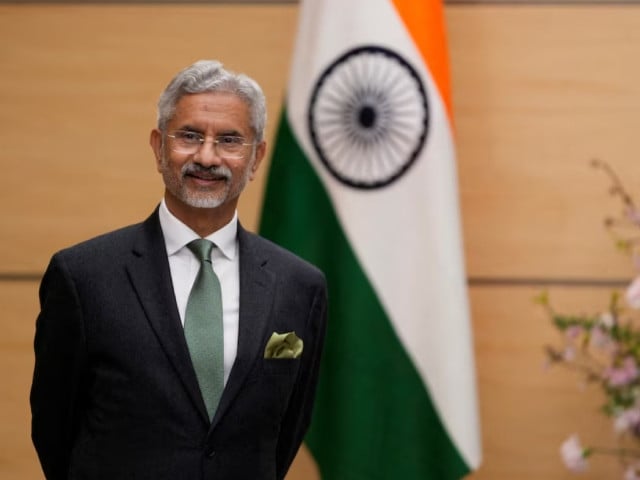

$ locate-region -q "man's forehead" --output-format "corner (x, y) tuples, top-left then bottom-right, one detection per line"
(170, 92), (251, 124)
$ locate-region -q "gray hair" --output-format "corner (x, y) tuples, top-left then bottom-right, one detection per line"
(156, 60), (267, 142)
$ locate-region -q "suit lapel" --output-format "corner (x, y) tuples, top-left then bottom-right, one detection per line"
(210, 225), (276, 429)
(124, 212), (277, 428)
(126, 209), (210, 423)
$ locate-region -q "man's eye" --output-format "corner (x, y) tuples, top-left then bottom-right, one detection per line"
(218, 136), (244, 145)
(178, 131), (203, 144)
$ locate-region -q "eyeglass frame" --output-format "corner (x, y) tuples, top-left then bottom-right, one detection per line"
(164, 130), (256, 159)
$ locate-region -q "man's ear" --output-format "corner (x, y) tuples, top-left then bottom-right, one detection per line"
(249, 141), (267, 181)
(150, 129), (163, 172)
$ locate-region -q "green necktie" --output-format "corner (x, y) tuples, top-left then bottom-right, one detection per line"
(185, 239), (224, 421)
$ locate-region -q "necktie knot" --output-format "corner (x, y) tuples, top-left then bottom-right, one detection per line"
(187, 239), (214, 264)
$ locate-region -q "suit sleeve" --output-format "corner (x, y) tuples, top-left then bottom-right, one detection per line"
(30, 254), (88, 480)
(275, 276), (328, 479)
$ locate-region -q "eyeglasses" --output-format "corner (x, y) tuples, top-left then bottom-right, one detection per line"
(166, 130), (254, 159)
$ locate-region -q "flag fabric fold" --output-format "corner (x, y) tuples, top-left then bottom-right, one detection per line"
(260, 0), (481, 477)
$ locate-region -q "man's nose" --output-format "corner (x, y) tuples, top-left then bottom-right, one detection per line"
(194, 139), (223, 166)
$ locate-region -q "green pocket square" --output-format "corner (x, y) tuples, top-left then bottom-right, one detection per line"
(264, 331), (303, 359)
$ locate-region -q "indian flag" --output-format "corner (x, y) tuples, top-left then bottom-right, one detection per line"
(259, 0), (481, 477)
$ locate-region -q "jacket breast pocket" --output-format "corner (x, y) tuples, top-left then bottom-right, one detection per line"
(261, 358), (301, 376)
(240, 359), (301, 422)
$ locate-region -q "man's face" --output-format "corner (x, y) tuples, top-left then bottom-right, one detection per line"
(150, 92), (265, 218)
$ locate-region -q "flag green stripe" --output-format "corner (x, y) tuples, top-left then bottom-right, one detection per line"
(260, 110), (469, 479)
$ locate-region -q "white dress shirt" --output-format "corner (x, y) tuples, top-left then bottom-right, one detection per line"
(158, 199), (239, 385)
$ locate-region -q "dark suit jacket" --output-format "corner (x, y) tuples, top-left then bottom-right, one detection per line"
(30, 209), (327, 480)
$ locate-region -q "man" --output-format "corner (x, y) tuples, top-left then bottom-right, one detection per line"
(30, 60), (327, 480)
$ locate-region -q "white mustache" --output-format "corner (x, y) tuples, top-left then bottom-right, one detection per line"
(182, 163), (232, 180)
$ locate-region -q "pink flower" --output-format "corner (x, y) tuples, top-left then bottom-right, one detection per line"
(625, 464), (640, 480)
(603, 357), (639, 387)
(626, 276), (640, 309)
(589, 326), (608, 347)
(614, 408), (640, 434)
(565, 325), (583, 341)
(590, 326), (617, 353)
(560, 434), (589, 472)
(625, 206), (640, 226)
(598, 312), (615, 328)
(563, 345), (576, 362)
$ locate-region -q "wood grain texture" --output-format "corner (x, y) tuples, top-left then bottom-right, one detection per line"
(467, 286), (621, 479)
(0, 282), (42, 479)
(449, 5), (640, 280)
(3, 3), (640, 479)
(0, 4), (297, 273)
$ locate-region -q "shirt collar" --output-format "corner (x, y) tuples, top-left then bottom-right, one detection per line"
(158, 199), (238, 260)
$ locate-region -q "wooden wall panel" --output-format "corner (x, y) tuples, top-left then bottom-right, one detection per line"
(467, 286), (620, 479)
(4, 5), (640, 279)
(0, 282), (42, 478)
(449, 5), (640, 280)
(0, 4), (297, 274)
(3, 3), (640, 480)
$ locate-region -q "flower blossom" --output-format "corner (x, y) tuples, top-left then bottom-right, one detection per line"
(598, 311), (615, 328)
(566, 325), (583, 341)
(560, 434), (589, 472)
(603, 357), (640, 387)
(589, 326), (607, 347)
(625, 206), (640, 226)
(563, 345), (577, 362)
(626, 276), (640, 309)
(625, 464), (640, 480)
(590, 325), (617, 354)
(614, 408), (640, 434)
